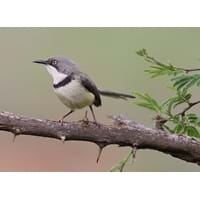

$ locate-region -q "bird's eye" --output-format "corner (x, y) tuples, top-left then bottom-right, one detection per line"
(51, 60), (57, 66)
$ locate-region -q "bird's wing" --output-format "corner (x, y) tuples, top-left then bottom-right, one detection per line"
(78, 73), (102, 107)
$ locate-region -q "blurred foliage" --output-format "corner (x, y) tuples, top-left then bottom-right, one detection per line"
(135, 49), (200, 138)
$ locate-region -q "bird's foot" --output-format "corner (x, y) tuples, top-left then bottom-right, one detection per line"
(92, 121), (100, 126)
(79, 110), (90, 125)
(80, 119), (89, 125)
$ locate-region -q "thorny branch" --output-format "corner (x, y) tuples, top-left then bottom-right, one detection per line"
(0, 111), (200, 165)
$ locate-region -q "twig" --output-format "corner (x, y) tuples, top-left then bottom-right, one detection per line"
(176, 100), (200, 117)
(176, 68), (200, 73)
(143, 51), (200, 74)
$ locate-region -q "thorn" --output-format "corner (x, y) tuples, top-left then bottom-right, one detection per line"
(96, 147), (103, 163)
(12, 128), (22, 143)
(60, 135), (66, 144)
(12, 134), (17, 143)
(131, 146), (137, 164)
(96, 143), (106, 163)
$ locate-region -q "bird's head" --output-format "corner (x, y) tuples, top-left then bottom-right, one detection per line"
(33, 56), (79, 84)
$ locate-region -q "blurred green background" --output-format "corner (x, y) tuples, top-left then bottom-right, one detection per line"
(0, 28), (200, 171)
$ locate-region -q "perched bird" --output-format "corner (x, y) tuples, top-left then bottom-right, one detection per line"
(33, 56), (135, 124)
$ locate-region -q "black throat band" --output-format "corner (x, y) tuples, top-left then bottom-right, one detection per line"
(53, 75), (74, 89)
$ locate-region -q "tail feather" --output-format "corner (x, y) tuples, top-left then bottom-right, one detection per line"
(99, 90), (135, 100)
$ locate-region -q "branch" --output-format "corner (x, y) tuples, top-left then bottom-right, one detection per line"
(137, 49), (200, 74)
(0, 111), (200, 165)
(176, 100), (200, 117)
(176, 67), (200, 73)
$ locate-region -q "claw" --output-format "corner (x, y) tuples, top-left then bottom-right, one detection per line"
(58, 110), (74, 125)
(79, 110), (90, 125)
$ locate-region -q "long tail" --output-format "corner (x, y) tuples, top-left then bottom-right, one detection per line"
(99, 90), (135, 100)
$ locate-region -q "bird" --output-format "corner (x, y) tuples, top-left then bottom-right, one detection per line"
(33, 56), (135, 124)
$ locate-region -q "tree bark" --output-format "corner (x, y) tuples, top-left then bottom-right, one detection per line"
(0, 111), (200, 165)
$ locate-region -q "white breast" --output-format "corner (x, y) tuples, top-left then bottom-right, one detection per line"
(54, 79), (95, 110)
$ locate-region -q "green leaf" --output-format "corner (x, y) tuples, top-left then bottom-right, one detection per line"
(185, 93), (192, 101)
(136, 49), (147, 57)
(162, 89), (191, 115)
(135, 93), (162, 113)
(174, 79), (190, 90)
(185, 76), (200, 89)
(186, 113), (198, 120)
(185, 113), (200, 125)
(172, 76), (190, 86)
(172, 74), (200, 90)
(173, 99), (186, 108)
(196, 79), (200, 86)
(137, 49), (183, 78)
(174, 123), (184, 134)
(185, 126), (200, 138)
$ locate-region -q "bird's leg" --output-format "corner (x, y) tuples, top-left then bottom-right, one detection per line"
(89, 105), (97, 123)
(83, 110), (89, 121)
(58, 110), (74, 125)
(79, 110), (89, 124)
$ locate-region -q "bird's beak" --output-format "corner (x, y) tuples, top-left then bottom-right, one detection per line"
(33, 59), (48, 65)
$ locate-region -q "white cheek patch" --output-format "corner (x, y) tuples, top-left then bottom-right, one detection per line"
(46, 65), (67, 84)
